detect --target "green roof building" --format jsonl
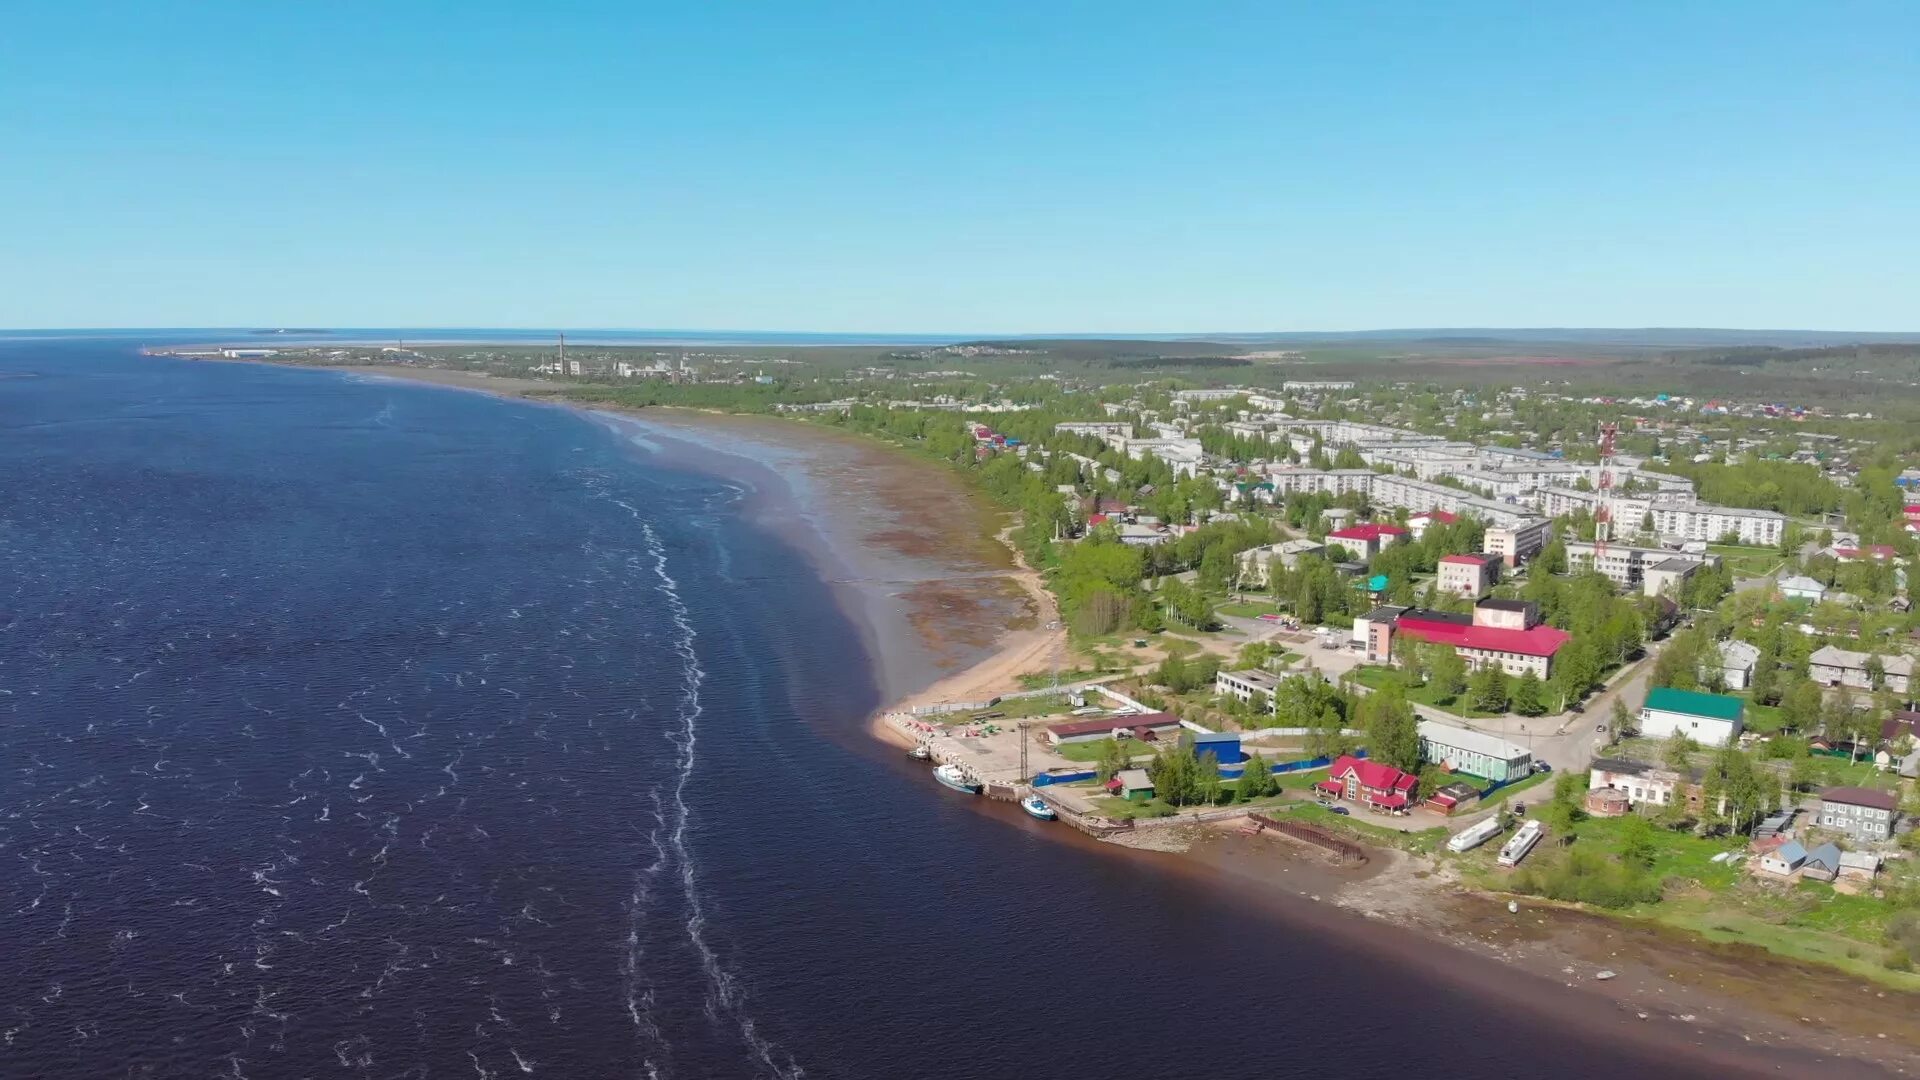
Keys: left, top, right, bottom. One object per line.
{"left": 1639, "top": 687, "right": 1745, "bottom": 748}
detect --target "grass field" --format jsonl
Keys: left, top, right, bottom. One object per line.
{"left": 1285, "top": 801, "right": 1449, "bottom": 853}
{"left": 1478, "top": 770, "right": 1552, "bottom": 807}
{"left": 1349, "top": 665, "right": 1505, "bottom": 719}
{"left": 1052, "top": 736, "right": 1159, "bottom": 763}
{"left": 1706, "top": 543, "right": 1787, "bottom": 579}
{"left": 1216, "top": 599, "right": 1288, "bottom": 619}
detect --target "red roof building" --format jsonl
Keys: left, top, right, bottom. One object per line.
{"left": 1316, "top": 755, "right": 1417, "bottom": 813}
{"left": 1045, "top": 712, "right": 1181, "bottom": 745}
{"left": 1833, "top": 545, "right": 1898, "bottom": 562}
{"left": 1358, "top": 598, "right": 1569, "bottom": 680}
{"left": 1326, "top": 523, "right": 1408, "bottom": 558}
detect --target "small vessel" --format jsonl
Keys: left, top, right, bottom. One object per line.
{"left": 907, "top": 743, "right": 931, "bottom": 760}
{"left": 933, "top": 763, "right": 979, "bottom": 794}
{"left": 1497, "top": 819, "right": 1545, "bottom": 868}
{"left": 1446, "top": 815, "right": 1504, "bottom": 853}
{"left": 1020, "top": 795, "right": 1056, "bottom": 820}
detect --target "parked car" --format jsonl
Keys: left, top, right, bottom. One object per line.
{"left": 1328, "top": 806, "right": 1350, "bottom": 816}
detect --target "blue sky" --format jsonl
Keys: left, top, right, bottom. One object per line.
{"left": 2, "top": 2, "right": 1914, "bottom": 332}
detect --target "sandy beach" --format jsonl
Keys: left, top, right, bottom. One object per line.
{"left": 185, "top": 356, "right": 1920, "bottom": 1077}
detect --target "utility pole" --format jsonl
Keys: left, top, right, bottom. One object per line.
{"left": 558, "top": 331, "right": 566, "bottom": 375}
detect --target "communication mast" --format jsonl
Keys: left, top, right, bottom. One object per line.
{"left": 1594, "top": 422, "right": 1619, "bottom": 558}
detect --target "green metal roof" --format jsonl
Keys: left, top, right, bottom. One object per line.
{"left": 1643, "top": 686, "right": 1745, "bottom": 721}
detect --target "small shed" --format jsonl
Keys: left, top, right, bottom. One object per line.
{"left": 1837, "top": 851, "right": 1881, "bottom": 888}
{"left": 1113, "top": 769, "right": 1155, "bottom": 803}
{"left": 1427, "top": 781, "right": 1482, "bottom": 815}
{"left": 1183, "top": 730, "right": 1242, "bottom": 767}
{"left": 1584, "top": 787, "right": 1631, "bottom": 818}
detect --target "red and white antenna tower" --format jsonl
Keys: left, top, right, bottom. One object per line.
{"left": 1594, "top": 422, "right": 1619, "bottom": 558}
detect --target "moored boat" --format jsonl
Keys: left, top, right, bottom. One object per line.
{"left": 1020, "top": 795, "right": 1056, "bottom": 820}
{"left": 907, "top": 743, "right": 931, "bottom": 760}
{"left": 933, "top": 762, "right": 979, "bottom": 794}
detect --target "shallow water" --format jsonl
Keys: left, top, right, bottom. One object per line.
{"left": 0, "top": 339, "right": 1789, "bottom": 1078}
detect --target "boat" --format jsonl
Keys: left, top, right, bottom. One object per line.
{"left": 1020, "top": 795, "right": 1056, "bottom": 820}
{"left": 1446, "top": 815, "right": 1505, "bottom": 853}
{"left": 933, "top": 763, "right": 979, "bottom": 794}
{"left": 907, "top": 743, "right": 931, "bottom": 760}
{"left": 1497, "top": 819, "right": 1545, "bottom": 867}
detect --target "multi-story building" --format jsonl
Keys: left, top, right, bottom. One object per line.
{"left": 1809, "top": 646, "right": 1913, "bottom": 695}
{"left": 1647, "top": 501, "right": 1786, "bottom": 547}
{"left": 1436, "top": 553, "right": 1500, "bottom": 599}
{"left": 1358, "top": 598, "right": 1569, "bottom": 680}
{"left": 1262, "top": 467, "right": 1376, "bottom": 498}
{"left": 1483, "top": 518, "right": 1553, "bottom": 567}
{"left": 1818, "top": 787, "right": 1897, "bottom": 842}
{"left": 1326, "top": 523, "right": 1408, "bottom": 560}
{"left": 1562, "top": 541, "right": 1714, "bottom": 594}
{"left": 1281, "top": 380, "right": 1355, "bottom": 392}
{"left": 1215, "top": 668, "right": 1282, "bottom": 707}
{"left": 1237, "top": 539, "right": 1326, "bottom": 584}
{"left": 1053, "top": 421, "right": 1132, "bottom": 440}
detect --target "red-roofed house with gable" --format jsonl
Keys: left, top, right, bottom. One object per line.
{"left": 1357, "top": 598, "right": 1570, "bottom": 680}
{"left": 1326, "top": 522, "right": 1408, "bottom": 560}
{"left": 1315, "top": 755, "right": 1418, "bottom": 814}
{"left": 1406, "top": 509, "right": 1458, "bottom": 540}
{"left": 1904, "top": 507, "right": 1920, "bottom": 535}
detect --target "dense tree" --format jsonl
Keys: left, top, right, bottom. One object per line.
{"left": 1362, "top": 680, "right": 1422, "bottom": 773}
{"left": 1239, "top": 752, "right": 1275, "bottom": 800}
{"left": 1468, "top": 665, "right": 1510, "bottom": 713}
{"left": 1510, "top": 671, "right": 1546, "bottom": 716}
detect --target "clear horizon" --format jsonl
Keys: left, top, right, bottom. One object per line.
{"left": 3, "top": 3, "right": 1915, "bottom": 330}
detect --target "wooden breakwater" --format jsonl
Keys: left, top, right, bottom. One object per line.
{"left": 1247, "top": 813, "right": 1369, "bottom": 863}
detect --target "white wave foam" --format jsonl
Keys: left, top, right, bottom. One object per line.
{"left": 641, "top": 522, "right": 803, "bottom": 1080}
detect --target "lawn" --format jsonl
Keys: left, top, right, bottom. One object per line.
{"left": 1478, "top": 770, "right": 1552, "bottom": 807}
{"left": 1348, "top": 665, "right": 1505, "bottom": 719}
{"left": 1705, "top": 543, "right": 1787, "bottom": 579}
{"left": 1284, "top": 801, "right": 1450, "bottom": 854}
{"left": 1563, "top": 814, "right": 1745, "bottom": 889}
{"left": 1652, "top": 892, "right": 1920, "bottom": 990}
{"left": 1217, "top": 600, "right": 1286, "bottom": 619}
{"left": 1052, "top": 736, "right": 1160, "bottom": 763}
{"left": 1733, "top": 693, "right": 1786, "bottom": 734}
{"left": 1091, "top": 784, "right": 1294, "bottom": 820}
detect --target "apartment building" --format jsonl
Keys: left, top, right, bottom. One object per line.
{"left": 1809, "top": 646, "right": 1914, "bottom": 695}
{"left": 1562, "top": 541, "right": 1715, "bottom": 593}
{"left": 1437, "top": 553, "right": 1500, "bottom": 599}
{"left": 1482, "top": 518, "right": 1553, "bottom": 567}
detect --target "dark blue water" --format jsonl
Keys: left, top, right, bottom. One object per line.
{"left": 0, "top": 341, "right": 1777, "bottom": 1079}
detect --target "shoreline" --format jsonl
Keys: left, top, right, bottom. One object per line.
{"left": 163, "top": 355, "right": 1920, "bottom": 1076}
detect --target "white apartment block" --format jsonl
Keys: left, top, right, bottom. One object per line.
{"left": 1281, "top": 380, "right": 1355, "bottom": 392}
{"left": 1536, "top": 488, "right": 1783, "bottom": 547}
{"left": 1054, "top": 421, "right": 1132, "bottom": 440}
{"left": 1647, "top": 501, "right": 1786, "bottom": 547}
{"left": 1483, "top": 518, "right": 1554, "bottom": 566}
{"left": 1562, "top": 541, "right": 1716, "bottom": 592}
